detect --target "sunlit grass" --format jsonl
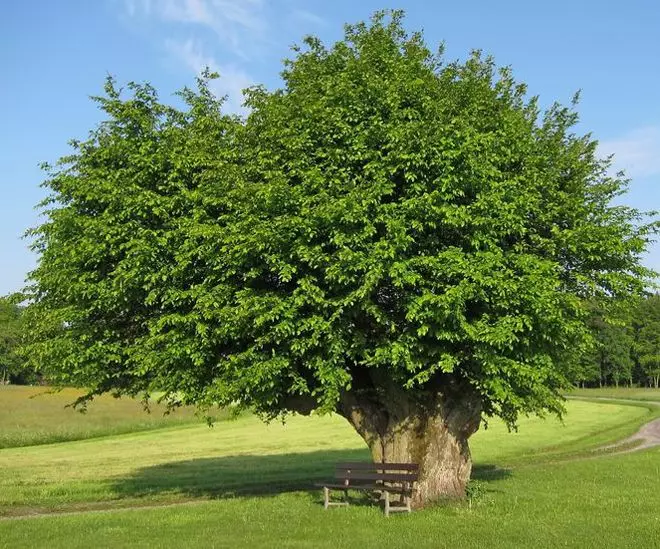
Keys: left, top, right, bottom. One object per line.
{"left": 568, "top": 387, "right": 660, "bottom": 402}
{"left": 2, "top": 390, "right": 659, "bottom": 547}
{"left": 0, "top": 396, "right": 659, "bottom": 548}
{"left": 0, "top": 399, "right": 653, "bottom": 518}
{"left": 0, "top": 385, "right": 216, "bottom": 448}
{"left": 3, "top": 448, "right": 659, "bottom": 549}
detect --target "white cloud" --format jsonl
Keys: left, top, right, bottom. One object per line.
{"left": 161, "top": 0, "right": 215, "bottom": 27}
{"left": 290, "top": 8, "right": 326, "bottom": 27}
{"left": 598, "top": 127, "right": 660, "bottom": 178}
{"left": 121, "top": 0, "right": 323, "bottom": 114}
{"left": 125, "top": 0, "right": 266, "bottom": 58}
{"left": 166, "top": 37, "right": 216, "bottom": 72}
{"left": 166, "top": 38, "right": 252, "bottom": 114}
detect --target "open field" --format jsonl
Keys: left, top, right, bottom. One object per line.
{"left": 1, "top": 391, "right": 660, "bottom": 548}
{"left": 3, "top": 448, "right": 659, "bottom": 549}
{"left": 569, "top": 387, "right": 660, "bottom": 402}
{"left": 0, "top": 386, "right": 224, "bottom": 448}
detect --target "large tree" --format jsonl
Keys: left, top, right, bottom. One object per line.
{"left": 24, "top": 12, "right": 656, "bottom": 506}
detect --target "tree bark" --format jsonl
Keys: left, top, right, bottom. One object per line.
{"left": 338, "top": 384, "right": 481, "bottom": 508}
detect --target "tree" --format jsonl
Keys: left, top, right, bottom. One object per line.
{"left": 580, "top": 300, "right": 635, "bottom": 387}
{"left": 0, "top": 296, "right": 28, "bottom": 384}
{"left": 24, "top": 12, "right": 656, "bottom": 506}
{"left": 634, "top": 295, "right": 660, "bottom": 388}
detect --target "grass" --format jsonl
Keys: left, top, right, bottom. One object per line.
{"left": 0, "top": 385, "right": 224, "bottom": 448}
{"left": 0, "top": 401, "right": 655, "bottom": 515}
{"left": 568, "top": 387, "right": 660, "bottom": 402}
{"left": 1, "top": 389, "right": 659, "bottom": 547}
{"left": 3, "top": 450, "right": 660, "bottom": 549}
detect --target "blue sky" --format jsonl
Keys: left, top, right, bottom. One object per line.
{"left": 1, "top": 0, "right": 659, "bottom": 295}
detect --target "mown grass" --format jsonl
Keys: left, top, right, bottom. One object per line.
{"left": 3, "top": 448, "right": 660, "bottom": 549}
{"left": 1, "top": 392, "right": 659, "bottom": 548}
{"left": 0, "top": 386, "right": 218, "bottom": 448}
{"left": 568, "top": 387, "right": 660, "bottom": 402}
{"left": 0, "top": 400, "right": 654, "bottom": 518}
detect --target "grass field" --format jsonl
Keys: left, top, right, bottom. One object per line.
{"left": 569, "top": 387, "right": 660, "bottom": 402}
{"left": 0, "top": 386, "right": 223, "bottom": 448}
{"left": 1, "top": 389, "right": 659, "bottom": 548}
{"left": 3, "top": 450, "right": 660, "bottom": 549}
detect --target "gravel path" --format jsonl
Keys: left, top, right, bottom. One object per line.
{"left": 567, "top": 396, "right": 660, "bottom": 453}
{"left": 602, "top": 416, "right": 660, "bottom": 453}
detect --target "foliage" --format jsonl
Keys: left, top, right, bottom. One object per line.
{"left": 634, "top": 294, "right": 660, "bottom": 387}
{"left": 578, "top": 299, "right": 635, "bottom": 387}
{"left": 24, "top": 11, "right": 656, "bottom": 428}
{"left": 571, "top": 294, "right": 660, "bottom": 388}
{"left": 0, "top": 296, "right": 33, "bottom": 384}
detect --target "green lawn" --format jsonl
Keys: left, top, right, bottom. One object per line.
{"left": 569, "top": 387, "right": 660, "bottom": 402}
{"left": 1, "top": 391, "right": 659, "bottom": 547}
{"left": 3, "top": 449, "right": 659, "bottom": 549}
{"left": 0, "top": 385, "right": 222, "bottom": 448}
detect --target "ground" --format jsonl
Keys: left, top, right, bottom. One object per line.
{"left": 1, "top": 387, "right": 660, "bottom": 548}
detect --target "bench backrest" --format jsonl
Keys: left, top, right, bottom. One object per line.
{"left": 334, "top": 462, "right": 419, "bottom": 483}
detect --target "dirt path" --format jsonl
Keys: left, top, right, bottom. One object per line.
{"left": 568, "top": 396, "right": 660, "bottom": 453}
{"left": 622, "top": 417, "right": 660, "bottom": 450}
{"left": 599, "top": 416, "right": 660, "bottom": 453}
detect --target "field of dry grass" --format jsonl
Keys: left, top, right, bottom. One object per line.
{"left": 0, "top": 385, "right": 212, "bottom": 448}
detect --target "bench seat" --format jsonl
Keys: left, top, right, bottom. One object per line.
{"left": 317, "top": 462, "right": 419, "bottom": 516}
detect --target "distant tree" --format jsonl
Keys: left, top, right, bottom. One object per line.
{"left": 572, "top": 299, "right": 635, "bottom": 387}
{"left": 585, "top": 300, "right": 636, "bottom": 387}
{"left": 0, "top": 296, "right": 28, "bottom": 384}
{"left": 635, "top": 295, "right": 660, "bottom": 388}
{"left": 599, "top": 322, "right": 635, "bottom": 387}
{"left": 23, "top": 12, "right": 656, "bottom": 505}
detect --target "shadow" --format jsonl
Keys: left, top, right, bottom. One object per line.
{"left": 112, "top": 451, "right": 513, "bottom": 503}
{"left": 471, "top": 463, "right": 513, "bottom": 482}
{"left": 113, "top": 448, "right": 371, "bottom": 500}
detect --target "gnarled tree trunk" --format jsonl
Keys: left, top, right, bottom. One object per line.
{"left": 339, "top": 385, "right": 481, "bottom": 507}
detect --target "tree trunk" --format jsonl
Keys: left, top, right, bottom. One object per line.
{"left": 339, "top": 387, "right": 481, "bottom": 508}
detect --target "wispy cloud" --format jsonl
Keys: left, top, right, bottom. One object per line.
{"left": 166, "top": 38, "right": 252, "bottom": 114}
{"left": 125, "top": 0, "right": 266, "bottom": 58}
{"left": 599, "top": 126, "right": 660, "bottom": 178}
{"left": 289, "top": 8, "right": 326, "bottom": 28}
{"left": 120, "top": 0, "right": 326, "bottom": 113}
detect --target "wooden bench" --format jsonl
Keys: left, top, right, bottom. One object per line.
{"left": 316, "top": 462, "right": 419, "bottom": 516}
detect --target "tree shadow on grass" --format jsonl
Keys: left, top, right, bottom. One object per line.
{"left": 113, "top": 448, "right": 371, "bottom": 500}
{"left": 471, "top": 464, "right": 512, "bottom": 482}
{"left": 113, "top": 448, "right": 512, "bottom": 503}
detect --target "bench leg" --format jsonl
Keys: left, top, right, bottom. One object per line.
{"left": 384, "top": 490, "right": 390, "bottom": 517}
{"left": 324, "top": 487, "right": 329, "bottom": 510}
